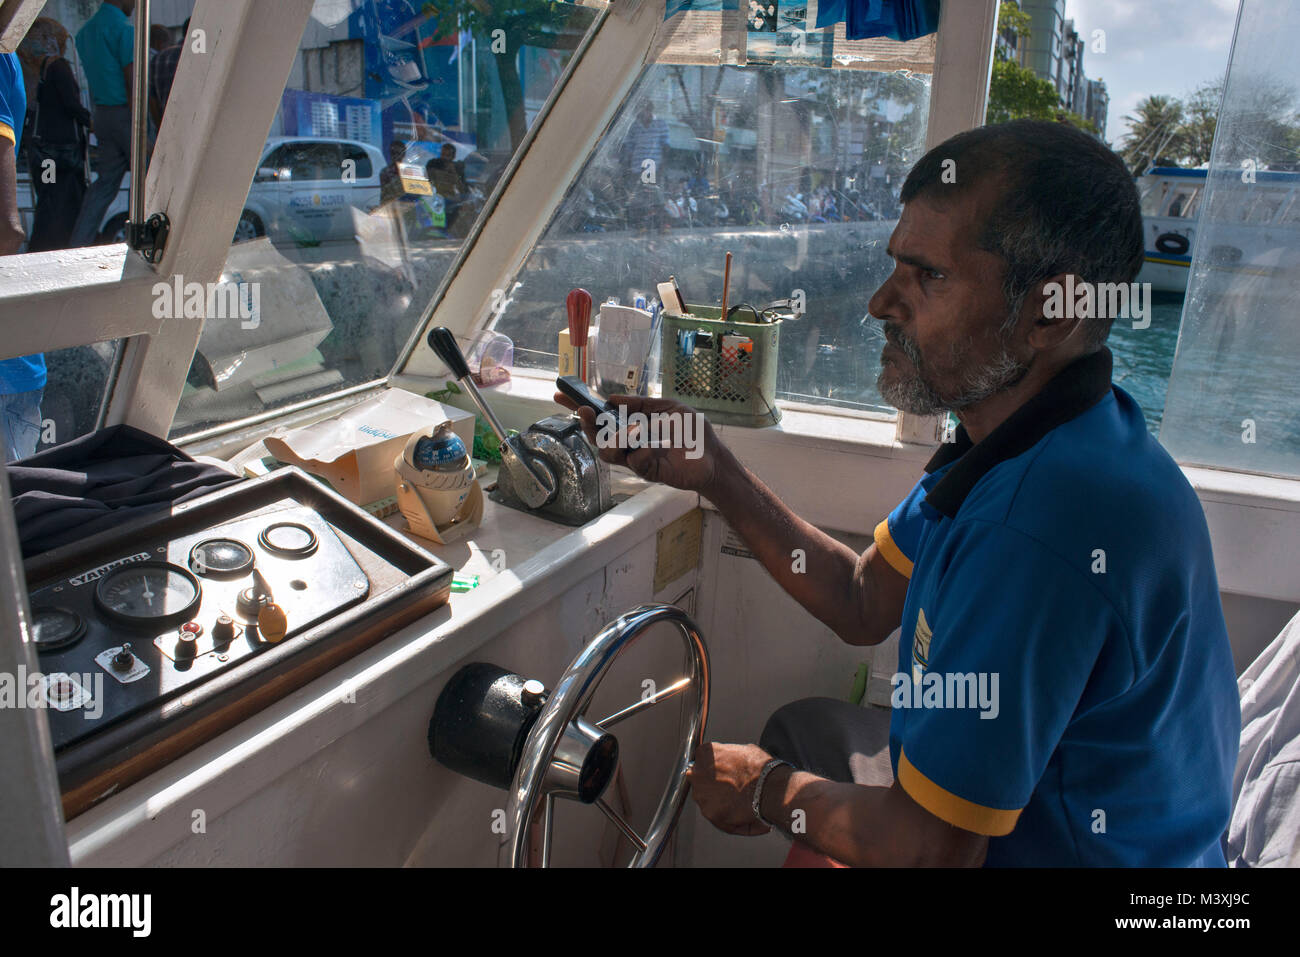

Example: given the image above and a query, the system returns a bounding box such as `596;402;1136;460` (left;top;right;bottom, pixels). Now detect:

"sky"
1064;0;1240;147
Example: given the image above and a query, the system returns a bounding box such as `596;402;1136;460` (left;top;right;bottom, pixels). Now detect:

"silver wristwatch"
752;758;794;828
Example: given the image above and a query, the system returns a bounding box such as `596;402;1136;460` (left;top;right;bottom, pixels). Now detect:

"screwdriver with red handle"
566;287;592;384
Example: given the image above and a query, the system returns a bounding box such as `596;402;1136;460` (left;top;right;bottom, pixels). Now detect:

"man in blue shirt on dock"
559;120;1241;866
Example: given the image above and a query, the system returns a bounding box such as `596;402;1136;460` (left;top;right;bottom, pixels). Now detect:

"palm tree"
1121;95;1186;172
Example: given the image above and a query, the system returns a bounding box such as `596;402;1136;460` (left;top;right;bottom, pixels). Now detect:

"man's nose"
866;271;902;326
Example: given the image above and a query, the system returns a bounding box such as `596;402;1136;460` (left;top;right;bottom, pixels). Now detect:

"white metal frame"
0;0;317;436
0;0;46;54
0;467;69;865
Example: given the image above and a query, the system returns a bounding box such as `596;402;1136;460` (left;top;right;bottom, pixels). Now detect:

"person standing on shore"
68;0;136;247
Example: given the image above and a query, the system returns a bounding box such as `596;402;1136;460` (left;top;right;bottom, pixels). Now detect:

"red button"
181;621;203;635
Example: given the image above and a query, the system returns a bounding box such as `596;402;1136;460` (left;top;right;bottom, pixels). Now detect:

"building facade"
1014;0;1108;137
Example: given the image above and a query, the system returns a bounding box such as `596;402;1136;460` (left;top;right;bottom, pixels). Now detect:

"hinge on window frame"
129;212;170;265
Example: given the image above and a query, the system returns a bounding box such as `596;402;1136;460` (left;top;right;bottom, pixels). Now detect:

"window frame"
0;0;321;438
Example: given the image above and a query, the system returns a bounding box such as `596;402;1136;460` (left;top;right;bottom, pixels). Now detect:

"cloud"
1070;0;1235;52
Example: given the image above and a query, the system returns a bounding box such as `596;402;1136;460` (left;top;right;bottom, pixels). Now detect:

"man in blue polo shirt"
557;120;1240;866
69;0;136;247
0;49;48;461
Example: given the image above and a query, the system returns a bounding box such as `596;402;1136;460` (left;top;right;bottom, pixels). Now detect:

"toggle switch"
112;643;135;671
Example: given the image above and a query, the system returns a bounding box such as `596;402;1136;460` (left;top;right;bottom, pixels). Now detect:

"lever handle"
428;327;471;380
566;288;592;347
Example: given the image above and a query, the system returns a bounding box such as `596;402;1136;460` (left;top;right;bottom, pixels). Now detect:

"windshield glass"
159;0;602;439
1159;1;1300;477
469;12;935;416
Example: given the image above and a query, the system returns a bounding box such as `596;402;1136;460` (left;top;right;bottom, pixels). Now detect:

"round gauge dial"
259;522;318;558
190;538;254;578
31;607;86;653
94;562;201;627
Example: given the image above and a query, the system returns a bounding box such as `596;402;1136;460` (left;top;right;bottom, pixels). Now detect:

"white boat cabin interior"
1;0;1298;870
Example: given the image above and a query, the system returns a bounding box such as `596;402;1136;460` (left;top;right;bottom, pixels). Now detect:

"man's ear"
1025;272;1086;348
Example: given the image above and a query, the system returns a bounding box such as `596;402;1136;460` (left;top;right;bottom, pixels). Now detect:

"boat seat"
1225;607;1300;867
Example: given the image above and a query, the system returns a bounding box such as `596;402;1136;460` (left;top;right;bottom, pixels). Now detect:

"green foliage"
997;1;1032;52
1120;94;1187;172
987;59;1078;126
1180;78;1222;168
1121;77;1300;171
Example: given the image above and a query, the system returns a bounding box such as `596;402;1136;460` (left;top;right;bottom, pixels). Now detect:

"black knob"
428;327;471;380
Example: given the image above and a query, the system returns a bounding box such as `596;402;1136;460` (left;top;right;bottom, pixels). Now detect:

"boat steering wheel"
507;603;710;867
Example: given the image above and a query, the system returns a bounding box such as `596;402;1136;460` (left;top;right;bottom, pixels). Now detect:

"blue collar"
922;347;1115;519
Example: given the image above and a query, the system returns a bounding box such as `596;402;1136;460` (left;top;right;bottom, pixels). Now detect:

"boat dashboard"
24;467;453;818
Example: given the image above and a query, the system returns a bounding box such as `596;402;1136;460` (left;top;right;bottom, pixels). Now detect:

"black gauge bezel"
31;606;86;653
189;537;255;579
258;521;318;558
93;560;202;628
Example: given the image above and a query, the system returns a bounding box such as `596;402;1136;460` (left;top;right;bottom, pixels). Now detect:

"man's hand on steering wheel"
686;742;777;836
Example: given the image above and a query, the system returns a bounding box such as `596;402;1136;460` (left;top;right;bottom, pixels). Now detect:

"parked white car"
96;136;386;245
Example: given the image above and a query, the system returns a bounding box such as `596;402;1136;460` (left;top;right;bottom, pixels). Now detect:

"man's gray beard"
877;323;1032;415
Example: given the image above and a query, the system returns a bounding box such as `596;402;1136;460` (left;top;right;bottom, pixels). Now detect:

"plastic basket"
660;306;781;427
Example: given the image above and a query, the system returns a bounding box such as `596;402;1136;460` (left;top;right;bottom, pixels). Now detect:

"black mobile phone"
557;376;614;417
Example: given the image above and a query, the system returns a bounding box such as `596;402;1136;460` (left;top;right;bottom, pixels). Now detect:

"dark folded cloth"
8;425;243;559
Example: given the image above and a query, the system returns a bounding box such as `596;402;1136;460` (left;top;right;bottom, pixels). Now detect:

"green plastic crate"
660;306;782;427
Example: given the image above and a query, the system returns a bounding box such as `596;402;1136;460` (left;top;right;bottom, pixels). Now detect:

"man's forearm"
761;766;986;867
703;449;868;642
0;148;25;254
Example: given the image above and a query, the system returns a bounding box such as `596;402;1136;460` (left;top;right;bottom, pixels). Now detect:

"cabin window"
17;341;120;456
1166;187;1201;219
1158;1;1300;478
166;0;602;440
488;19;935;416
1139;182;1168;217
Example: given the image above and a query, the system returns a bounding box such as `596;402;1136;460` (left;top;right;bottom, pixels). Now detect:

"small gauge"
94;561;202;628
259;522;318;558
31;607;86;653
190;538;254;578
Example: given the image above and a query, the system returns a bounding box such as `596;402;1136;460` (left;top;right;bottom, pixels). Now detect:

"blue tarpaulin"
845;0;939;41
